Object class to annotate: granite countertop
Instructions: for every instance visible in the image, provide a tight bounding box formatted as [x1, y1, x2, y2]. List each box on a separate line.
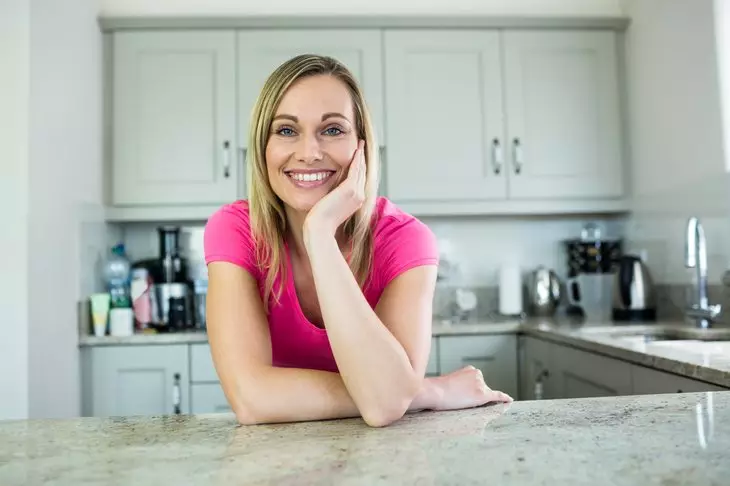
[2, 391, 728, 485]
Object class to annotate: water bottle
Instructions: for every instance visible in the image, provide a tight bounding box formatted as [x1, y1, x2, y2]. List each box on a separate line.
[104, 243, 131, 309]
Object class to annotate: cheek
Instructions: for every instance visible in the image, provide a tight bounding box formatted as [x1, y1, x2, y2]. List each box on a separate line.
[325, 140, 358, 169]
[265, 142, 289, 173]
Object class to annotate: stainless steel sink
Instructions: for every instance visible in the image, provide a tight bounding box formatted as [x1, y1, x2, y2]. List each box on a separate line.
[607, 327, 730, 343]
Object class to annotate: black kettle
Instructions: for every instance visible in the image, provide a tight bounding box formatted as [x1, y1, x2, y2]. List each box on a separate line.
[611, 254, 657, 322]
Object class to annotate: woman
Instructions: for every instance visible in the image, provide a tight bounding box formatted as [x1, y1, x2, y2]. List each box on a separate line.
[204, 54, 512, 427]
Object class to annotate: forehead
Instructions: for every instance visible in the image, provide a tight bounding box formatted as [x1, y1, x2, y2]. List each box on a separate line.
[275, 75, 354, 120]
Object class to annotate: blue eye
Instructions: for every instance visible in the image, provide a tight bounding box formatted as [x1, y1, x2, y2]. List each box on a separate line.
[276, 126, 296, 136]
[323, 126, 343, 136]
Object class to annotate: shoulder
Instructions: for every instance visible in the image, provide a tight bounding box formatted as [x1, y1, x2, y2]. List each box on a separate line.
[370, 197, 439, 287]
[204, 200, 259, 275]
[372, 197, 437, 245]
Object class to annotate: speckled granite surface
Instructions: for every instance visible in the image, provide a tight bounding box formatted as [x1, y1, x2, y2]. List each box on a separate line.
[1, 392, 728, 485]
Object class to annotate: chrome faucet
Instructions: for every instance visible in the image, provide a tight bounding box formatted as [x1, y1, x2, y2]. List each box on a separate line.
[684, 217, 721, 328]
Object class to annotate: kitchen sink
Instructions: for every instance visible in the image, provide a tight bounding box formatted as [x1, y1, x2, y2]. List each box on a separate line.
[606, 327, 730, 343]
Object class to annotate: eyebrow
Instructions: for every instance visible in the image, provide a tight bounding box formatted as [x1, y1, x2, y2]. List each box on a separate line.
[272, 113, 350, 123]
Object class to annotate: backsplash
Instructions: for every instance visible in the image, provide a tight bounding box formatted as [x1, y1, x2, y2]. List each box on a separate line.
[116, 213, 627, 286]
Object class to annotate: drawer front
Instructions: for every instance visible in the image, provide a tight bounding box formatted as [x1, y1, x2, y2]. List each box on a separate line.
[190, 343, 219, 383]
[191, 383, 233, 414]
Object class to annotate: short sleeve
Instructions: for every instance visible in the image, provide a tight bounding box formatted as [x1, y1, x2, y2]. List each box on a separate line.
[374, 214, 439, 288]
[203, 201, 262, 280]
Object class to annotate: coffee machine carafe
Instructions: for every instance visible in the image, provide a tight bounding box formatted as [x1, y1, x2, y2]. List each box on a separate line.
[158, 226, 186, 283]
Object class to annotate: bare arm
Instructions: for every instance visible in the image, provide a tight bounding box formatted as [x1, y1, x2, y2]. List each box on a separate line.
[206, 261, 440, 425]
[305, 233, 438, 427]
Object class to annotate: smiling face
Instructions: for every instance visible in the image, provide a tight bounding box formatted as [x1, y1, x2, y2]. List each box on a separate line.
[265, 74, 359, 214]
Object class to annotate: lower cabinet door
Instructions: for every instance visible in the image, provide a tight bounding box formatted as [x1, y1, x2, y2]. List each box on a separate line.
[439, 335, 518, 399]
[551, 344, 632, 398]
[191, 383, 234, 414]
[632, 365, 727, 394]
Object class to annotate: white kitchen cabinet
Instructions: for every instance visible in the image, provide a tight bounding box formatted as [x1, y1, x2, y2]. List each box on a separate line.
[81, 345, 190, 417]
[631, 365, 727, 395]
[191, 383, 233, 414]
[551, 343, 633, 398]
[112, 31, 238, 206]
[382, 29, 624, 213]
[503, 31, 623, 199]
[519, 336, 554, 400]
[427, 337, 439, 377]
[439, 335, 518, 399]
[383, 31, 506, 203]
[237, 30, 385, 147]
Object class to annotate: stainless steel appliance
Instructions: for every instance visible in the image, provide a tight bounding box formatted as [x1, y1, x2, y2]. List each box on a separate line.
[151, 282, 194, 331]
[526, 266, 562, 316]
[611, 254, 657, 322]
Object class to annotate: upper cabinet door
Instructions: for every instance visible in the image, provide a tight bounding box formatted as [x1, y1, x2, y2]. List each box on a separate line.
[503, 31, 624, 199]
[237, 30, 385, 153]
[112, 31, 237, 206]
[383, 31, 506, 202]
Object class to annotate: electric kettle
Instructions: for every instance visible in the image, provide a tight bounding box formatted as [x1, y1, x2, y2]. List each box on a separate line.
[526, 266, 562, 316]
[611, 255, 657, 322]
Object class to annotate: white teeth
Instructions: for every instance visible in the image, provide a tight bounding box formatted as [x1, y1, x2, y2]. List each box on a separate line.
[289, 172, 331, 182]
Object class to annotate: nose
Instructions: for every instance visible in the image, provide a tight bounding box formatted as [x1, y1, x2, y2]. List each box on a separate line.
[295, 134, 323, 164]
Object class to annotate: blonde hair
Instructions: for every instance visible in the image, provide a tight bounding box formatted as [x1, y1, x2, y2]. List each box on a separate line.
[246, 54, 380, 311]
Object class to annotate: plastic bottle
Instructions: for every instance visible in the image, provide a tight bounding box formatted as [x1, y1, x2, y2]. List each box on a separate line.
[104, 243, 132, 309]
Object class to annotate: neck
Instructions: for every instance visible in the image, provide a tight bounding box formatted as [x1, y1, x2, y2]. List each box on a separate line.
[284, 206, 348, 259]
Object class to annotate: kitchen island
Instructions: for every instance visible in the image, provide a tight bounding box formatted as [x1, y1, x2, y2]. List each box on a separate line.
[2, 391, 728, 485]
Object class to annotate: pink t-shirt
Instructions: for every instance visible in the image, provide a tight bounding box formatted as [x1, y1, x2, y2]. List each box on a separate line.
[203, 197, 439, 373]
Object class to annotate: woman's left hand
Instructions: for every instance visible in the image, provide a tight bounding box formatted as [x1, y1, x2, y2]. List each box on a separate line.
[303, 139, 367, 239]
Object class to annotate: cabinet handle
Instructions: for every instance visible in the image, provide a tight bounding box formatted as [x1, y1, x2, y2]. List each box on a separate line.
[238, 147, 247, 168]
[491, 138, 503, 175]
[222, 141, 231, 178]
[378, 146, 387, 196]
[173, 373, 181, 415]
[534, 369, 549, 400]
[512, 138, 524, 175]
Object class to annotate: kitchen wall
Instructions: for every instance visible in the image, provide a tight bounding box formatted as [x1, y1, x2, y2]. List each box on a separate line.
[0, 0, 107, 420]
[0, 0, 31, 421]
[119, 214, 626, 289]
[716, 0, 730, 173]
[621, 0, 730, 286]
[99, 0, 623, 17]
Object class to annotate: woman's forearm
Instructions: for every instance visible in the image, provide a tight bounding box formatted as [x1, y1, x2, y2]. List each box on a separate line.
[233, 366, 440, 425]
[304, 233, 424, 427]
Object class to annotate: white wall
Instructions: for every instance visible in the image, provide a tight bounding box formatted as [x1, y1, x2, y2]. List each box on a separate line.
[715, 0, 730, 172]
[25, 0, 105, 419]
[99, 0, 623, 16]
[622, 0, 729, 284]
[0, 0, 30, 421]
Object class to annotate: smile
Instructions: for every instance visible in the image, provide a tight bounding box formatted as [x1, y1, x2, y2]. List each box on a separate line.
[285, 170, 335, 187]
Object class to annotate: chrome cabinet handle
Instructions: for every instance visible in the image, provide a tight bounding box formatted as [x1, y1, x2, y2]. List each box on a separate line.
[512, 138, 524, 175]
[223, 141, 231, 178]
[173, 373, 181, 415]
[238, 147, 247, 168]
[491, 138, 503, 175]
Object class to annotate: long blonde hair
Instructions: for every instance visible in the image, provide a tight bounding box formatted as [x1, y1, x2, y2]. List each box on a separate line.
[246, 54, 380, 311]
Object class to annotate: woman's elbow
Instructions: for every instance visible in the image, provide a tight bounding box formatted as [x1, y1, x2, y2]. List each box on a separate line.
[362, 389, 418, 428]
